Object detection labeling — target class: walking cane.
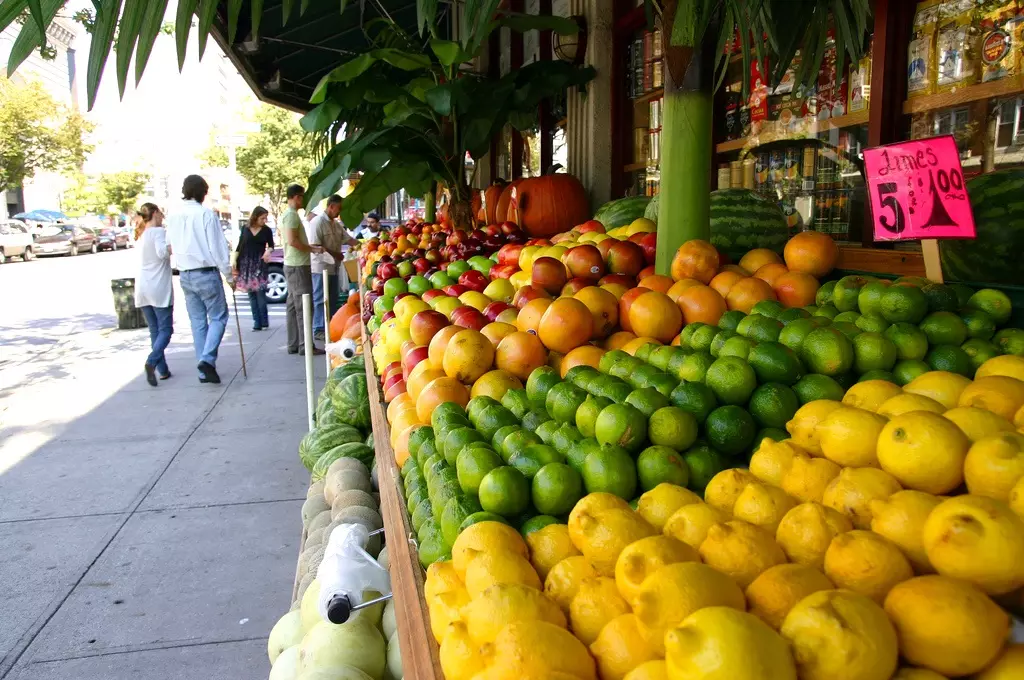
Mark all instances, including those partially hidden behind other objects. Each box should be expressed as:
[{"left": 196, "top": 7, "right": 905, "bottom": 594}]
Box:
[{"left": 231, "top": 288, "right": 248, "bottom": 378}]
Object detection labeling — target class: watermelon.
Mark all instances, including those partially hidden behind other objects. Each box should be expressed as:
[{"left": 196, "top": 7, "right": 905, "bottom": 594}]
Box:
[
  {"left": 331, "top": 374, "right": 371, "bottom": 431},
  {"left": 311, "top": 442, "right": 375, "bottom": 480},
  {"left": 315, "top": 399, "right": 336, "bottom": 426},
  {"left": 300, "top": 423, "right": 364, "bottom": 470},
  {"left": 593, "top": 196, "right": 651, "bottom": 229},
  {"left": 941, "top": 169, "right": 1024, "bottom": 285},
  {"left": 709, "top": 189, "right": 790, "bottom": 261},
  {"left": 328, "top": 359, "right": 365, "bottom": 388}
]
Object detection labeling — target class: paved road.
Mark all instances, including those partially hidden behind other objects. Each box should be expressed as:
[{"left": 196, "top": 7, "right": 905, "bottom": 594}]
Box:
[{"left": 0, "top": 249, "right": 324, "bottom": 679}]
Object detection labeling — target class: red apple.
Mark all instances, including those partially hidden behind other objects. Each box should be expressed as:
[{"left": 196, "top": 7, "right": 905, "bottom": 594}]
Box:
[
  {"left": 450, "top": 306, "right": 488, "bottom": 331},
  {"left": 446, "top": 230, "right": 466, "bottom": 246},
  {"left": 638, "top": 265, "right": 657, "bottom": 281},
  {"left": 382, "top": 310, "right": 396, "bottom": 323},
  {"left": 489, "top": 264, "right": 520, "bottom": 280},
  {"left": 606, "top": 240, "right": 646, "bottom": 277},
  {"left": 600, "top": 273, "right": 637, "bottom": 288},
  {"left": 443, "top": 284, "right": 469, "bottom": 297},
  {"left": 526, "top": 238, "right": 552, "bottom": 247},
  {"left": 513, "top": 285, "right": 552, "bottom": 309},
  {"left": 484, "top": 224, "right": 502, "bottom": 237},
  {"left": 401, "top": 345, "right": 430, "bottom": 376},
  {"left": 561, "top": 277, "right": 595, "bottom": 296},
  {"left": 639, "top": 233, "right": 657, "bottom": 265},
  {"left": 383, "top": 373, "right": 404, "bottom": 396},
  {"left": 564, "top": 244, "right": 606, "bottom": 281},
  {"left": 500, "top": 221, "right": 519, "bottom": 235},
  {"left": 381, "top": 361, "right": 402, "bottom": 385},
  {"left": 400, "top": 340, "right": 418, "bottom": 358},
  {"left": 371, "top": 277, "right": 386, "bottom": 294},
  {"left": 377, "top": 262, "right": 399, "bottom": 280},
  {"left": 412, "top": 257, "right": 431, "bottom": 273},
  {"left": 420, "top": 289, "right": 447, "bottom": 305},
  {"left": 383, "top": 379, "right": 407, "bottom": 403},
  {"left": 425, "top": 248, "right": 442, "bottom": 264},
  {"left": 595, "top": 238, "right": 615, "bottom": 259},
  {"left": 578, "top": 220, "right": 605, "bottom": 234},
  {"left": 497, "top": 244, "right": 524, "bottom": 266},
  {"left": 496, "top": 308, "right": 520, "bottom": 325},
  {"left": 393, "top": 292, "right": 412, "bottom": 301},
  {"left": 483, "top": 301, "right": 513, "bottom": 322},
  {"left": 370, "top": 330, "right": 381, "bottom": 345},
  {"left": 628, "top": 232, "right": 647, "bottom": 245},
  {"left": 531, "top": 256, "right": 568, "bottom": 295},
  {"left": 458, "top": 270, "right": 489, "bottom": 292},
  {"left": 409, "top": 309, "right": 449, "bottom": 345}
]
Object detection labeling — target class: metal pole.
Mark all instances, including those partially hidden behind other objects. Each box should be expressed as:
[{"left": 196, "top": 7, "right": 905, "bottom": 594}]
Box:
[
  {"left": 302, "top": 292, "right": 316, "bottom": 431},
  {"left": 231, "top": 290, "right": 248, "bottom": 378},
  {"left": 323, "top": 269, "right": 332, "bottom": 376}
]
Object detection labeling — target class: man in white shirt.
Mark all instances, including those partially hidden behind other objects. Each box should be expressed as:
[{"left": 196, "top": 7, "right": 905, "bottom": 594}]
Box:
[
  {"left": 165, "top": 175, "right": 234, "bottom": 384},
  {"left": 308, "top": 194, "right": 359, "bottom": 340}
]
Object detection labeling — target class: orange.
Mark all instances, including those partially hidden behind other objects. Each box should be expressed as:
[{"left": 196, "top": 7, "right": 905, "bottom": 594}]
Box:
[
  {"left": 604, "top": 331, "right": 638, "bottom": 351},
  {"left": 709, "top": 270, "right": 747, "bottom": 299},
  {"left": 416, "top": 376, "right": 471, "bottom": 423},
  {"left": 393, "top": 424, "right": 416, "bottom": 467},
  {"left": 721, "top": 264, "right": 749, "bottom": 276},
  {"left": 407, "top": 362, "right": 445, "bottom": 402},
  {"left": 561, "top": 345, "right": 607, "bottom": 377},
  {"left": 428, "top": 325, "right": 463, "bottom": 369},
  {"left": 481, "top": 321, "right": 518, "bottom": 347},
  {"left": 471, "top": 369, "right": 524, "bottom": 400},
  {"left": 623, "top": 337, "right": 662, "bottom": 355},
  {"left": 739, "top": 248, "right": 783, "bottom": 275},
  {"left": 442, "top": 329, "right": 495, "bottom": 383},
  {"left": 390, "top": 406, "right": 422, "bottom": 445},
  {"left": 726, "top": 276, "right": 778, "bottom": 313},
  {"left": 618, "top": 288, "right": 648, "bottom": 333},
  {"left": 517, "top": 298, "right": 552, "bottom": 334},
  {"left": 676, "top": 284, "right": 727, "bottom": 326},
  {"left": 670, "top": 239, "right": 720, "bottom": 284},
  {"left": 576, "top": 286, "right": 620, "bottom": 339},
  {"left": 753, "top": 263, "right": 790, "bottom": 287},
  {"left": 784, "top": 231, "right": 839, "bottom": 277},
  {"left": 666, "top": 278, "right": 704, "bottom": 303},
  {"left": 773, "top": 271, "right": 819, "bottom": 308},
  {"left": 638, "top": 275, "right": 675, "bottom": 294},
  {"left": 495, "top": 331, "right": 548, "bottom": 381},
  {"left": 539, "top": 298, "right": 595, "bottom": 354},
  {"left": 629, "top": 291, "right": 684, "bottom": 343},
  {"left": 386, "top": 391, "right": 414, "bottom": 424},
  {"left": 602, "top": 283, "right": 630, "bottom": 300}
]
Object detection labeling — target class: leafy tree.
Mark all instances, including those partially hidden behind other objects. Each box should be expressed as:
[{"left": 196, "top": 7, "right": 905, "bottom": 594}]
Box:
[
  {"left": 0, "top": 78, "right": 92, "bottom": 194},
  {"left": 64, "top": 171, "right": 150, "bottom": 216}
]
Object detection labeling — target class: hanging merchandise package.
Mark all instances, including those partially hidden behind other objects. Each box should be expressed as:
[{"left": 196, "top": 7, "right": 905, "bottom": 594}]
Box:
[
  {"left": 848, "top": 37, "right": 873, "bottom": 113},
  {"left": 936, "top": 0, "right": 981, "bottom": 91},
  {"left": 908, "top": 0, "right": 941, "bottom": 97},
  {"left": 979, "top": 0, "right": 1022, "bottom": 82}
]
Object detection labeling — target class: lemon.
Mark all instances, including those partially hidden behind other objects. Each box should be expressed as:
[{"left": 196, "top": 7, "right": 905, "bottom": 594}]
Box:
[
  {"left": 636, "top": 483, "right": 702, "bottom": 532},
  {"left": 891, "top": 668, "right": 948, "bottom": 680},
  {"left": 943, "top": 406, "right": 1016, "bottom": 442},
  {"left": 823, "top": 530, "right": 914, "bottom": 603},
  {"left": 976, "top": 354, "right": 1024, "bottom": 381},
  {"left": 816, "top": 406, "right": 888, "bottom": 467},
  {"left": 744, "top": 563, "right": 834, "bottom": 630},
  {"left": 624, "top": 661, "right": 669, "bottom": 680},
  {"left": 486, "top": 621, "right": 598, "bottom": 679},
  {"left": 786, "top": 400, "right": 843, "bottom": 455},
  {"left": 964, "top": 432, "right": 1024, "bottom": 501},
  {"left": 463, "top": 549, "right": 542, "bottom": 598},
  {"left": 570, "top": 575, "right": 632, "bottom": 645},
  {"left": 821, "top": 467, "right": 902, "bottom": 529},
  {"left": 1011, "top": 476, "right": 1024, "bottom": 517},
  {"left": 699, "top": 520, "right": 787, "bottom": 589},
  {"left": 775, "top": 502, "right": 853, "bottom": 569},
  {"left": 877, "top": 411, "right": 968, "bottom": 494},
  {"left": 663, "top": 502, "right": 727, "bottom": 549},
  {"left": 884, "top": 575, "right": 1009, "bottom": 677},
  {"left": 453, "top": 521, "right": 530, "bottom": 577},
  {"left": 780, "top": 453, "right": 841, "bottom": 504},
  {"left": 780, "top": 589, "right": 898, "bottom": 680},
  {"left": 428, "top": 587, "right": 470, "bottom": 643},
  {"left": 976, "top": 645, "right": 1024, "bottom": 680},
  {"left": 922, "top": 494, "right": 1024, "bottom": 595},
  {"left": 525, "top": 523, "right": 581, "bottom": 580},
  {"left": 569, "top": 492, "right": 632, "bottom": 528},
  {"left": 904, "top": 371, "right": 972, "bottom": 409},
  {"left": 842, "top": 379, "right": 903, "bottom": 412},
  {"left": 440, "top": 621, "right": 487, "bottom": 680},
  {"left": 960, "top": 376, "right": 1024, "bottom": 421},
  {"left": 876, "top": 393, "right": 946, "bottom": 418},
  {"left": 869, "top": 490, "right": 942, "bottom": 573},
  {"left": 1016, "top": 403, "right": 1024, "bottom": 429},
  {"left": 615, "top": 535, "right": 699, "bottom": 604},
  {"left": 749, "top": 439, "right": 804, "bottom": 487},
  {"left": 665, "top": 607, "right": 797, "bottom": 680},
  {"left": 632, "top": 561, "right": 746, "bottom": 655},
  {"left": 589, "top": 614, "right": 659, "bottom": 680},
  {"left": 459, "top": 582, "right": 566, "bottom": 644},
  {"left": 704, "top": 469, "right": 757, "bottom": 514},
  {"left": 569, "top": 507, "right": 656, "bottom": 576},
  {"left": 732, "top": 482, "right": 797, "bottom": 534},
  {"left": 543, "top": 555, "right": 599, "bottom": 612},
  {"left": 425, "top": 560, "right": 464, "bottom": 599}
]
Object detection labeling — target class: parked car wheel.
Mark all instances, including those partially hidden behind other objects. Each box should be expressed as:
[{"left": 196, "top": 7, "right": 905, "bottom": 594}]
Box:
[
  {"left": 69, "top": 243, "right": 78, "bottom": 257},
  {"left": 0, "top": 249, "right": 6, "bottom": 265},
  {"left": 91, "top": 242, "right": 98, "bottom": 254},
  {"left": 266, "top": 266, "right": 287, "bottom": 304},
  {"left": 111, "top": 241, "right": 117, "bottom": 251},
  {"left": 22, "top": 247, "right": 34, "bottom": 261}
]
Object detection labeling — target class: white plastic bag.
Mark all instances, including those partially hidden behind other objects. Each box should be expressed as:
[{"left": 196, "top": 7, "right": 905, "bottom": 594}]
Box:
[{"left": 316, "top": 523, "right": 391, "bottom": 624}]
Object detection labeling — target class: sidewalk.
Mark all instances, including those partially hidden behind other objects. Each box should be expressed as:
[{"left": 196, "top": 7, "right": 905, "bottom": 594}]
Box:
[{"left": 0, "top": 294, "right": 323, "bottom": 679}]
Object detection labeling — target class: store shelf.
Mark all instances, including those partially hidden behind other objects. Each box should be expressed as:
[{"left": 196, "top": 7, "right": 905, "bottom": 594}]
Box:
[
  {"left": 633, "top": 88, "right": 664, "bottom": 105},
  {"left": 903, "top": 76, "right": 1024, "bottom": 114},
  {"left": 714, "top": 109, "right": 870, "bottom": 154},
  {"left": 624, "top": 162, "right": 652, "bottom": 172},
  {"left": 836, "top": 246, "right": 926, "bottom": 277}
]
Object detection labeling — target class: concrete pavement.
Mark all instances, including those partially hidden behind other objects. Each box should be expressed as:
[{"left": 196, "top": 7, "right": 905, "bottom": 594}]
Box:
[{"left": 0, "top": 250, "right": 323, "bottom": 679}]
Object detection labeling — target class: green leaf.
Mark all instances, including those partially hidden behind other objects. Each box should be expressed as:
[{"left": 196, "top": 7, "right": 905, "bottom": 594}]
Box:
[
  {"left": 494, "top": 13, "right": 579, "bottom": 35},
  {"left": 86, "top": 0, "right": 123, "bottom": 110},
  {"left": 405, "top": 77, "right": 435, "bottom": 102},
  {"left": 416, "top": 0, "right": 438, "bottom": 37},
  {"left": 283, "top": 0, "right": 296, "bottom": 23},
  {"left": 311, "top": 53, "right": 376, "bottom": 103},
  {"left": 465, "top": 0, "right": 501, "bottom": 52},
  {"left": 300, "top": 99, "right": 343, "bottom": 133},
  {"left": 6, "top": 0, "right": 61, "bottom": 76},
  {"left": 227, "top": 0, "right": 244, "bottom": 43},
  {"left": 251, "top": 0, "right": 264, "bottom": 38},
  {"left": 134, "top": 0, "right": 170, "bottom": 84},
  {"left": 197, "top": 0, "right": 219, "bottom": 59},
  {"left": 26, "top": 0, "right": 46, "bottom": 45},
  {"left": 374, "top": 48, "right": 431, "bottom": 71},
  {"left": 0, "top": 0, "right": 29, "bottom": 37},
  {"left": 175, "top": 0, "right": 198, "bottom": 70},
  {"left": 115, "top": 0, "right": 147, "bottom": 97},
  {"left": 425, "top": 84, "right": 452, "bottom": 116},
  {"left": 430, "top": 39, "right": 465, "bottom": 66}
]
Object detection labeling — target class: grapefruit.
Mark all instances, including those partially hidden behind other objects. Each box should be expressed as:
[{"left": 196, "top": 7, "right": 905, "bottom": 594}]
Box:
[
  {"left": 539, "top": 298, "right": 594, "bottom": 354},
  {"left": 670, "top": 240, "right": 720, "bottom": 283},
  {"left": 576, "top": 286, "right": 619, "bottom": 339},
  {"left": 784, "top": 231, "right": 839, "bottom": 277},
  {"left": 495, "top": 331, "right": 548, "bottom": 381},
  {"left": 417, "top": 377, "right": 471, "bottom": 423},
  {"left": 517, "top": 298, "right": 553, "bottom": 334},
  {"left": 676, "top": 284, "right": 727, "bottom": 326},
  {"left": 629, "top": 291, "right": 684, "bottom": 343}
]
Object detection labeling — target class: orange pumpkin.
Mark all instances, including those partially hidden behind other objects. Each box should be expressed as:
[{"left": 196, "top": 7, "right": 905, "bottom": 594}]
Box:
[
  {"left": 329, "top": 305, "right": 356, "bottom": 342},
  {"left": 506, "top": 175, "right": 591, "bottom": 238},
  {"left": 342, "top": 314, "right": 362, "bottom": 340},
  {"left": 495, "top": 180, "right": 525, "bottom": 224},
  {"left": 471, "top": 191, "right": 483, "bottom": 226},
  {"left": 482, "top": 181, "right": 507, "bottom": 225}
]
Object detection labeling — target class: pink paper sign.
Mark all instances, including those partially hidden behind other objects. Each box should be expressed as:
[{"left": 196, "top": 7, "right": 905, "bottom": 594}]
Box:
[{"left": 862, "top": 135, "right": 976, "bottom": 242}]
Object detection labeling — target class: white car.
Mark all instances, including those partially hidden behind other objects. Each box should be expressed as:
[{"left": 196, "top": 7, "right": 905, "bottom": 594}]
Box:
[{"left": 0, "top": 220, "right": 35, "bottom": 263}]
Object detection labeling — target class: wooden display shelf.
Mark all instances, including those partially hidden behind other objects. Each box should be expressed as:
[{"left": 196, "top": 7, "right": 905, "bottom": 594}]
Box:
[
  {"left": 624, "top": 161, "right": 651, "bottom": 172},
  {"left": 714, "top": 109, "right": 870, "bottom": 154},
  {"left": 836, "top": 245, "right": 926, "bottom": 277},
  {"left": 361, "top": 333, "right": 443, "bottom": 680},
  {"left": 903, "top": 76, "right": 1024, "bottom": 114},
  {"left": 633, "top": 88, "right": 664, "bottom": 106}
]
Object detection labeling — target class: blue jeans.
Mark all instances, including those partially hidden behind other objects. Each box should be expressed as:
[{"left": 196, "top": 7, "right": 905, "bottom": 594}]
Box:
[
  {"left": 140, "top": 305, "right": 173, "bottom": 375},
  {"left": 179, "top": 269, "right": 228, "bottom": 369},
  {"left": 312, "top": 273, "right": 325, "bottom": 333},
  {"left": 248, "top": 288, "right": 269, "bottom": 328}
]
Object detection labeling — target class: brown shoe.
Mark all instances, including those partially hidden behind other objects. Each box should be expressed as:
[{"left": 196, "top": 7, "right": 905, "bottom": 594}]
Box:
[{"left": 299, "top": 346, "right": 326, "bottom": 356}]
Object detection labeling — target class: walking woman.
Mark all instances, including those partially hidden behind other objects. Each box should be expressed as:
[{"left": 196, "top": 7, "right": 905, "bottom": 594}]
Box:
[
  {"left": 134, "top": 203, "right": 174, "bottom": 386},
  {"left": 233, "top": 206, "right": 274, "bottom": 331}
]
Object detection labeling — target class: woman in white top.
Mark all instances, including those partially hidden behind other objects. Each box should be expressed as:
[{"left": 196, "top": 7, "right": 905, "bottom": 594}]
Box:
[{"left": 134, "top": 203, "right": 174, "bottom": 386}]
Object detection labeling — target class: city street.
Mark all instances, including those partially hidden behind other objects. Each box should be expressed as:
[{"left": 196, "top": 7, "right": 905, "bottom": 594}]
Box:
[{"left": 0, "top": 250, "right": 323, "bottom": 679}]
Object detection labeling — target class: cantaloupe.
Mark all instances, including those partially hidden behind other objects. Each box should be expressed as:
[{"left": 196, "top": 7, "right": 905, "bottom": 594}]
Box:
[
  {"left": 307, "top": 480, "right": 326, "bottom": 499},
  {"left": 330, "top": 490, "right": 378, "bottom": 519},
  {"left": 325, "top": 470, "right": 373, "bottom": 504},
  {"left": 302, "top": 495, "right": 330, "bottom": 525},
  {"left": 305, "top": 528, "right": 325, "bottom": 548},
  {"left": 308, "top": 510, "right": 333, "bottom": 535}
]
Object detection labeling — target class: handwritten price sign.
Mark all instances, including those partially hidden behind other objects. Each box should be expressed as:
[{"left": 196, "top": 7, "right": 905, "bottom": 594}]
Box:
[{"left": 863, "top": 135, "right": 976, "bottom": 242}]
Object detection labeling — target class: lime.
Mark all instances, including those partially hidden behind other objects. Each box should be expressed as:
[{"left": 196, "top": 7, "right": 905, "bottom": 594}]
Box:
[
  {"left": 432, "top": 402, "right": 468, "bottom": 431},
  {"left": 526, "top": 366, "right": 561, "bottom": 409},
  {"left": 883, "top": 322, "right": 929, "bottom": 360},
  {"left": 737, "top": 314, "right": 784, "bottom": 342},
  {"left": 816, "top": 280, "right": 837, "bottom": 306},
  {"left": 444, "top": 427, "right": 486, "bottom": 466},
  {"left": 682, "top": 443, "right": 730, "bottom": 493},
  {"left": 920, "top": 311, "right": 968, "bottom": 347},
  {"left": 648, "top": 371, "right": 679, "bottom": 398},
  {"left": 647, "top": 346, "right": 679, "bottom": 371},
  {"left": 410, "top": 500, "right": 432, "bottom": 534},
  {"left": 855, "top": 314, "right": 889, "bottom": 333},
  {"left": 599, "top": 349, "right": 630, "bottom": 374},
  {"left": 441, "top": 495, "right": 483, "bottom": 546},
  {"left": 459, "top": 511, "right": 511, "bottom": 532},
  {"left": 406, "top": 486, "right": 426, "bottom": 515},
  {"left": 792, "top": 374, "right": 845, "bottom": 404},
  {"left": 710, "top": 329, "right": 738, "bottom": 358},
  {"left": 858, "top": 369, "right": 896, "bottom": 383},
  {"left": 608, "top": 354, "right": 642, "bottom": 380},
  {"left": 475, "top": 404, "right": 519, "bottom": 440},
  {"left": 892, "top": 359, "right": 931, "bottom": 386},
  {"left": 564, "top": 365, "right": 601, "bottom": 390},
  {"left": 994, "top": 328, "right": 1024, "bottom": 356},
  {"left": 925, "top": 345, "right": 973, "bottom": 377},
  {"left": 576, "top": 396, "right": 611, "bottom": 438},
  {"left": 499, "top": 429, "right": 542, "bottom": 462},
  {"left": 634, "top": 342, "right": 656, "bottom": 362},
  {"left": 852, "top": 332, "right": 898, "bottom": 373},
  {"left": 500, "top": 388, "right": 531, "bottom": 418},
  {"left": 636, "top": 446, "right": 689, "bottom": 491},
  {"left": 408, "top": 426, "right": 435, "bottom": 461},
  {"left": 718, "top": 336, "right": 756, "bottom": 361},
  {"left": 509, "top": 444, "right": 564, "bottom": 479},
  {"left": 752, "top": 428, "right": 789, "bottom": 452},
  {"left": 748, "top": 383, "right": 800, "bottom": 429},
  {"left": 967, "top": 289, "right": 1012, "bottom": 326},
  {"left": 949, "top": 283, "right": 975, "bottom": 309},
  {"left": 648, "top": 406, "right": 699, "bottom": 451},
  {"left": 581, "top": 445, "right": 638, "bottom": 499},
  {"left": 880, "top": 286, "right": 928, "bottom": 324},
  {"left": 960, "top": 309, "right": 997, "bottom": 340},
  {"left": 751, "top": 299, "right": 785, "bottom": 319},
  {"left": 594, "top": 403, "right": 648, "bottom": 452},
  {"left": 704, "top": 356, "right": 758, "bottom": 405},
  {"left": 718, "top": 310, "right": 747, "bottom": 331},
  {"left": 467, "top": 396, "right": 500, "bottom": 425},
  {"left": 670, "top": 381, "right": 719, "bottom": 423},
  {"left": 778, "top": 318, "right": 818, "bottom": 353},
  {"left": 814, "top": 304, "right": 840, "bottom": 320},
  {"left": 705, "top": 405, "right": 757, "bottom": 456},
  {"left": 566, "top": 438, "right": 602, "bottom": 472},
  {"left": 677, "top": 351, "right": 716, "bottom": 383},
  {"left": 625, "top": 387, "right": 670, "bottom": 417},
  {"left": 589, "top": 375, "right": 633, "bottom": 403},
  {"left": 551, "top": 423, "right": 584, "bottom": 455},
  {"left": 857, "top": 281, "right": 890, "bottom": 318},
  {"left": 747, "top": 341, "right": 805, "bottom": 385},
  {"left": 536, "top": 419, "right": 560, "bottom": 444},
  {"left": 492, "top": 425, "right": 521, "bottom": 453},
  {"left": 532, "top": 463, "right": 584, "bottom": 515},
  {"left": 833, "top": 311, "right": 862, "bottom": 324},
  {"left": 546, "top": 381, "right": 589, "bottom": 423},
  {"left": 478, "top": 466, "right": 531, "bottom": 517},
  {"left": 521, "top": 409, "right": 551, "bottom": 431},
  {"left": 922, "top": 283, "right": 960, "bottom": 313},
  {"left": 833, "top": 275, "right": 869, "bottom": 312},
  {"left": 678, "top": 323, "right": 707, "bottom": 349},
  {"left": 830, "top": 322, "right": 862, "bottom": 340},
  {"left": 778, "top": 308, "right": 811, "bottom": 325},
  {"left": 520, "top": 514, "right": 560, "bottom": 536},
  {"left": 628, "top": 364, "right": 662, "bottom": 389},
  {"left": 802, "top": 305, "right": 819, "bottom": 316},
  {"left": 689, "top": 324, "right": 720, "bottom": 352},
  {"left": 665, "top": 348, "right": 693, "bottom": 376},
  {"left": 800, "top": 327, "right": 854, "bottom": 376},
  {"left": 961, "top": 339, "right": 1001, "bottom": 372}
]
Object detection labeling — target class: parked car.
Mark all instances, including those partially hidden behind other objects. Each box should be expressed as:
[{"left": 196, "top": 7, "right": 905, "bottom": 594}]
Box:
[
  {"left": 33, "top": 224, "right": 99, "bottom": 257},
  {"left": 266, "top": 247, "right": 287, "bottom": 304},
  {"left": 0, "top": 220, "right": 35, "bottom": 263},
  {"left": 96, "top": 228, "right": 130, "bottom": 251}
]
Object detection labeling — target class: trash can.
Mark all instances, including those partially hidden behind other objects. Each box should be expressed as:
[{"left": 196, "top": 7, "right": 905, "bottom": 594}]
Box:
[{"left": 111, "top": 278, "right": 147, "bottom": 330}]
